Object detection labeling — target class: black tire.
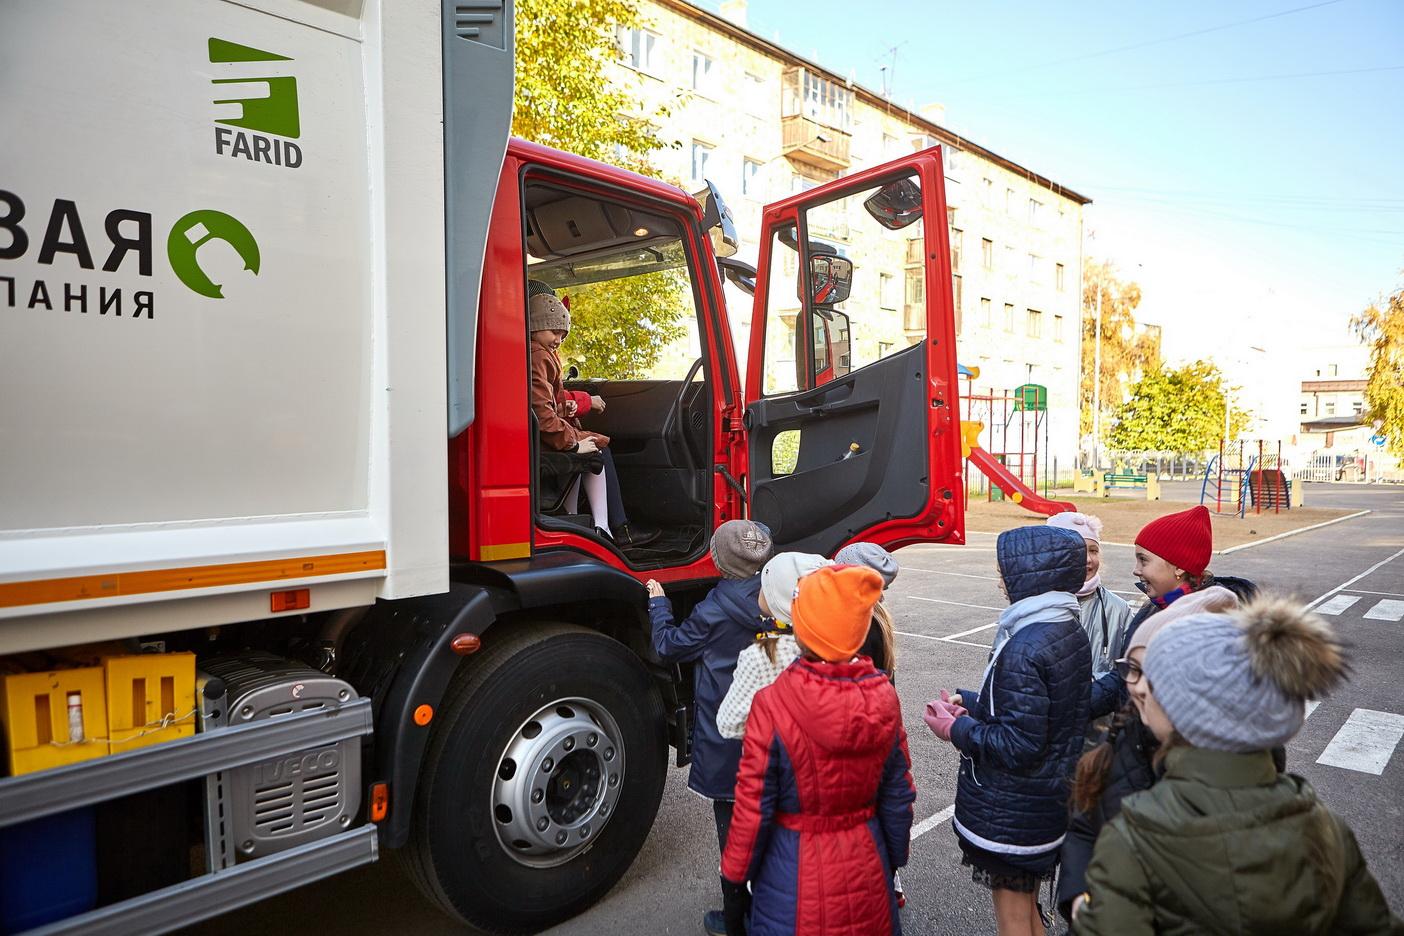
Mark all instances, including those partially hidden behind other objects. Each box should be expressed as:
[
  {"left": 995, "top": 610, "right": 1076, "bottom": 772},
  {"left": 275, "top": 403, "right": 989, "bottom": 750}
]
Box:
[{"left": 401, "top": 622, "right": 667, "bottom": 934}]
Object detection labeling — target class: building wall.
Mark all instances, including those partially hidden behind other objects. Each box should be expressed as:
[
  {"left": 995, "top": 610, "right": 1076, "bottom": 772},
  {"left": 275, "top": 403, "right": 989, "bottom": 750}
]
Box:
[{"left": 612, "top": 0, "right": 1086, "bottom": 475}]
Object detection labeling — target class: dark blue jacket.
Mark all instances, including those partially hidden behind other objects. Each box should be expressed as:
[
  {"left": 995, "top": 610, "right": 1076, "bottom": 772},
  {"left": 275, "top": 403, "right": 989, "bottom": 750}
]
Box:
[
  {"left": 649, "top": 576, "right": 766, "bottom": 799},
  {"left": 950, "top": 526, "right": 1091, "bottom": 857}
]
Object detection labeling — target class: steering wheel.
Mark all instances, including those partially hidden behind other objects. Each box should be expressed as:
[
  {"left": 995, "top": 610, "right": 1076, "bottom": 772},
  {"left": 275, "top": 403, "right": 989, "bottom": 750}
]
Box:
[{"left": 662, "top": 357, "right": 705, "bottom": 475}]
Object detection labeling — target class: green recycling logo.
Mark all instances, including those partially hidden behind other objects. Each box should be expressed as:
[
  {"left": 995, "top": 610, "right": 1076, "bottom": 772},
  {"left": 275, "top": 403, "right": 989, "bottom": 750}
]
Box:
[{"left": 166, "top": 210, "right": 260, "bottom": 299}]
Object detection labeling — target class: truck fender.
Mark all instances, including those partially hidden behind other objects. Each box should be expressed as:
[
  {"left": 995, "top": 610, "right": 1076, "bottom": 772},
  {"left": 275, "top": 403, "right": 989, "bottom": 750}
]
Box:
[{"left": 339, "top": 583, "right": 498, "bottom": 848}]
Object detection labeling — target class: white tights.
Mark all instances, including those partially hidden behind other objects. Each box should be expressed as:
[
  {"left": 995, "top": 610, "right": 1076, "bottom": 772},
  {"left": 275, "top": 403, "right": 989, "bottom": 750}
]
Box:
[{"left": 563, "top": 472, "right": 611, "bottom": 536}]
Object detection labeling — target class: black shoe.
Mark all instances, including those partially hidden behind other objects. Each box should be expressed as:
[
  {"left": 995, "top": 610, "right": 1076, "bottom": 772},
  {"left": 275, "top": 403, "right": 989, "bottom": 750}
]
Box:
[
  {"left": 703, "top": 909, "right": 727, "bottom": 936},
  {"left": 613, "top": 521, "right": 661, "bottom": 548}
]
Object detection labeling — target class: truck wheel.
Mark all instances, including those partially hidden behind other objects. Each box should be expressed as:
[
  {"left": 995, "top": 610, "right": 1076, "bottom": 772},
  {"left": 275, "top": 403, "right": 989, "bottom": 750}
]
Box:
[{"left": 402, "top": 622, "right": 667, "bottom": 934}]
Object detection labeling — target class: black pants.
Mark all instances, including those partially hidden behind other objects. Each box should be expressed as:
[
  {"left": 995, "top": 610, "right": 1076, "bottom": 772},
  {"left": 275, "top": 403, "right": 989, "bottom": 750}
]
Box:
[{"left": 713, "top": 798, "right": 734, "bottom": 855}]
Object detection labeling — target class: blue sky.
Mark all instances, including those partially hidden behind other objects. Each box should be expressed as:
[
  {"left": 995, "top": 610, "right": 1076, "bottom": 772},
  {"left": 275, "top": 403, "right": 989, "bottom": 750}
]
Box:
[{"left": 700, "top": 0, "right": 1404, "bottom": 373}]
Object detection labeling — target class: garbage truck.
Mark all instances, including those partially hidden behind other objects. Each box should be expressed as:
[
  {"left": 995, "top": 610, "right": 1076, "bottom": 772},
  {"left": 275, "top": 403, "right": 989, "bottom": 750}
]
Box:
[{"left": 0, "top": 0, "right": 965, "bottom": 931}]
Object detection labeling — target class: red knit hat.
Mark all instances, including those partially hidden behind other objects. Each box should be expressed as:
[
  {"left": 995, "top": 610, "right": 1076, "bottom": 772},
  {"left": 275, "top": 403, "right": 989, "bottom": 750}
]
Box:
[
  {"left": 792, "top": 565, "right": 884, "bottom": 662},
  {"left": 1134, "top": 505, "right": 1213, "bottom": 576}
]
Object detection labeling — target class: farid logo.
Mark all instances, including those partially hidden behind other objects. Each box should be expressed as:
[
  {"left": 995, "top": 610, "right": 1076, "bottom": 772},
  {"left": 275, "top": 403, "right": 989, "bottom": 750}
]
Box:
[{"left": 209, "top": 37, "right": 303, "bottom": 169}]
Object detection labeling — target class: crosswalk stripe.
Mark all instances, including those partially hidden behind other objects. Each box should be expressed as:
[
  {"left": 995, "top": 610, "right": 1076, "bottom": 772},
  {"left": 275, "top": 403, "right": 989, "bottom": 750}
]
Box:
[
  {"left": 1315, "top": 594, "right": 1361, "bottom": 615},
  {"left": 1306, "top": 701, "right": 1321, "bottom": 718},
  {"left": 1363, "top": 599, "right": 1404, "bottom": 622},
  {"left": 1317, "top": 709, "right": 1404, "bottom": 775}
]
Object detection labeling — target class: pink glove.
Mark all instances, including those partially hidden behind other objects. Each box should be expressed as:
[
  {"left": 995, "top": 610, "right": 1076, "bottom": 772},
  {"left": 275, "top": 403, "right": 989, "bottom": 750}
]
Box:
[{"left": 924, "top": 699, "right": 966, "bottom": 742}]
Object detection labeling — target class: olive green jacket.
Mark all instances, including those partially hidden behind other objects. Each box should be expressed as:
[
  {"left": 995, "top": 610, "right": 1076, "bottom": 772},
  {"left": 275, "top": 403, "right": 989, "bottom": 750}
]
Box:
[{"left": 1076, "top": 746, "right": 1403, "bottom": 936}]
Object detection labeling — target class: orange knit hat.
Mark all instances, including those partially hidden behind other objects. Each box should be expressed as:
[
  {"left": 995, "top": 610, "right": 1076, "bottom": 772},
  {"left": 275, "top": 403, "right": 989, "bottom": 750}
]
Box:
[{"left": 791, "top": 565, "right": 884, "bottom": 662}]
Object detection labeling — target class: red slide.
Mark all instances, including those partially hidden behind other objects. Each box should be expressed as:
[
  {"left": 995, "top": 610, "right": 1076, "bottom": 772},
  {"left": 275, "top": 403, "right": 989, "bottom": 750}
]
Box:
[{"left": 967, "top": 446, "right": 1076, "bottom": 517}]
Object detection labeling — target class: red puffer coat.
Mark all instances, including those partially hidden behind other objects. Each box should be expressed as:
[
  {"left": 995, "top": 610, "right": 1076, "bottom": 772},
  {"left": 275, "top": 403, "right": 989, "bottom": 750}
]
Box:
[{"left": 721, "top": 657, "right": 916, "bottom": 936}]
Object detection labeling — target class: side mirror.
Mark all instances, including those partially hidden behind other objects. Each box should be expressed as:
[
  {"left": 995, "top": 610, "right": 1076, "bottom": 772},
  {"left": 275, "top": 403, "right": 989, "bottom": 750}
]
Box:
[
  {"left": 717, "top": 257, "right": 757, "bottom": 296},
  {"left": 565, "top": 364, "right": 581, "bottom": 381},
  {"left": 863, "top": 177, "right": 923, "bottom": 230},
  {"left": 808, "top": 254, "right": 852, "bottom": 307},
  {"left": 693, "top": 180, "right": 739, "bottom": 259}
]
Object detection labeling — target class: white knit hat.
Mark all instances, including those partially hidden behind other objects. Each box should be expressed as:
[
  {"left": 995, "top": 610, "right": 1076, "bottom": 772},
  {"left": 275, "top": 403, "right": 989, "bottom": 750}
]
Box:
[
  {"left": 1046, "top": 511, "right": 1103, "bottom": 543},
  {"left": 760, "top": 552, "right": 832, "bottom": 626}
]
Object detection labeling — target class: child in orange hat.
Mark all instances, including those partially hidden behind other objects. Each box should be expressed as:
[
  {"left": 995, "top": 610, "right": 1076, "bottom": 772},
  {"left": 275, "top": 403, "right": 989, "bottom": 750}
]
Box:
[{"left": 719, "top": 566, "right": 916, "bottom": 936}]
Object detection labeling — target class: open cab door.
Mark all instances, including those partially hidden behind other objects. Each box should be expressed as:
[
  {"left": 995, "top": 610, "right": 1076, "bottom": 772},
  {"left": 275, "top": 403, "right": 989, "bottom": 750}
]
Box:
[{"left": 743, "top": 148, "right": 964, "bottom": 555}]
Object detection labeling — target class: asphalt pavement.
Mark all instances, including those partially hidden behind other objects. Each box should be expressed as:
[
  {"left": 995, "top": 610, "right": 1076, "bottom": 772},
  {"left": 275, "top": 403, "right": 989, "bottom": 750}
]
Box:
[{"left": 186, "top": 482, "right": 1404, "bottom": 935}]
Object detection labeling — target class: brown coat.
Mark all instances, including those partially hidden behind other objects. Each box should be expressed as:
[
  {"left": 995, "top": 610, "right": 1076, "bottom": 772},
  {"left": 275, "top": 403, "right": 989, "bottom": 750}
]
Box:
[{"left": 530, "top": 336, "right": 609, "bottom": 452}]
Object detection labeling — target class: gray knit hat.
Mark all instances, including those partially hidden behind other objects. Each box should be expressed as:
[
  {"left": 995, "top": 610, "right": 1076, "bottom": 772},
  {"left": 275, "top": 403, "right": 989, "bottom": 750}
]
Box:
[
  {"left": 834, "top": 542, "right": 899, "bottom": 588},
  {"left": 528, "top": 293, "right": 570, "bottom": 335},
  {"left": 1144, "top": 598, "right": 1347, "bottom": 752},
  {"left": 710, "top": 520, "right": 774, "bottom": 580}
]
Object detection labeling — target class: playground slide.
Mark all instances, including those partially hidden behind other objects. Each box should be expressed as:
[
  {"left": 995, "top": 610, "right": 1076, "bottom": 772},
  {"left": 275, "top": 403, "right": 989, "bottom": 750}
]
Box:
[{"left": 967, "top": 446, "right": 1076, "bottom": 517}]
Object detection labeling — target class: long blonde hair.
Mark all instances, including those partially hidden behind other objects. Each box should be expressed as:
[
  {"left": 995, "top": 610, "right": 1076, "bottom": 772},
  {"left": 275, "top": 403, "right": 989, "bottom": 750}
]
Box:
[{"left": 872, "top": 601, "right": 896, "bottom": 676}]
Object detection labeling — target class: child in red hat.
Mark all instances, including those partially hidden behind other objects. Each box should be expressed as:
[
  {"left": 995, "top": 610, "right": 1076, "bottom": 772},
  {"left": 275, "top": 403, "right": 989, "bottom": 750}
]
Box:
[
  {"left": 1090, "top": 505, "right": 1254, "bottom": 718},
  {"left": 719, "top": 566, "right": 916, "bottom": 936}
]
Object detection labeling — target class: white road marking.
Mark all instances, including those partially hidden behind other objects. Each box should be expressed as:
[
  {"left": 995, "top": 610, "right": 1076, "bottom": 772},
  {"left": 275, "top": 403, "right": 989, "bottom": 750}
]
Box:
[
  {"left": 1317, "top": 709, "right": 1404, "bottom": 775},
  {"left": 1306, "top": 547, "right": 1404, "bottom": 610},
  {"left": 894, "top": 631, "right": 991, "bottom": 650},
  {"left": 1363, "top": 599, "right": 1404, "bottom": 622},
  {"left": 941, "top": 621, "right": 1000, "bottom": 640},
  {"left": 1315, "top": 595, "right": 1362, "bottom": 616},
  {"left": 1216, "top": 509, "right": 1371, "bottom": 554},
  {"left": 901, "top": 566, "right": 1000, "bottom": 581},
  {"left": 909, "top": 596, "right": 1004, "bottom": 612},
  {"left": 911, "top": 804, "right": 956, "bottom": 840},
  {"left": 1350, "top": 589, "right": 1404, "bottom": 598},
  {"left": 1306, "top": 701, "right": 1321, "bottom": 718}
]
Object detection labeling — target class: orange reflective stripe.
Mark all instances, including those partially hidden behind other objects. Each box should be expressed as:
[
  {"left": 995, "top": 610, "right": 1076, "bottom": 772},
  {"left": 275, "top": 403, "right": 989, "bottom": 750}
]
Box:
[{"left": 0, "top": 550, "right": 386, "bottom": 609}]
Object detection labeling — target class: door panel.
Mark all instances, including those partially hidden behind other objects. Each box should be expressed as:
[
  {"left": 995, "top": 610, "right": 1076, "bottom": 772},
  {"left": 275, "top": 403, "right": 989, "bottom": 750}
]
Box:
[{"left": 744, "top": 149, "right": 965, "bottom": 554}]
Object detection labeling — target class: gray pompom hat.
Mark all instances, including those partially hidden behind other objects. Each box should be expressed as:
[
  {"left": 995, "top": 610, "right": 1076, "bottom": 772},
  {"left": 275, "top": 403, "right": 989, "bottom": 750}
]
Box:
[{"left": 1144, "top": 599, "right": 1346, "bottom": 752}]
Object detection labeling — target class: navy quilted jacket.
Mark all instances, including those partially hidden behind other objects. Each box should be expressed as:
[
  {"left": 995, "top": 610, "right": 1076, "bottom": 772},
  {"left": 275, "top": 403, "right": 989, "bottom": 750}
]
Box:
[
  {"left": 949, "top": 526, "right": 1092, "bottom": 855},
  {"left": 649, "top": 576, "right": 766, "bottom": 799}
]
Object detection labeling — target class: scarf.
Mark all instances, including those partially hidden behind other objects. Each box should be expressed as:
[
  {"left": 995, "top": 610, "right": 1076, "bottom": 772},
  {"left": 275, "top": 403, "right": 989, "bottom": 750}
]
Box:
[{"left": 1077, "top": 573, "right": 1102, "bottom": 598}]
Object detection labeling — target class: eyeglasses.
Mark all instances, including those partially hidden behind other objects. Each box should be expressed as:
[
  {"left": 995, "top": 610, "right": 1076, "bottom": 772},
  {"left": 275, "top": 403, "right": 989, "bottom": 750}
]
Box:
[{"left": 1119, "top": 658, "right": 1151, "bottom": 690}]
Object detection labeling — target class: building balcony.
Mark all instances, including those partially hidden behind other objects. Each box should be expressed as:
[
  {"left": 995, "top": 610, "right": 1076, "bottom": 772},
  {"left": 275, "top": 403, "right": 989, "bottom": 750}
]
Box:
[{"left": 781, "top": 114, "right": 851, "bottom": 171}]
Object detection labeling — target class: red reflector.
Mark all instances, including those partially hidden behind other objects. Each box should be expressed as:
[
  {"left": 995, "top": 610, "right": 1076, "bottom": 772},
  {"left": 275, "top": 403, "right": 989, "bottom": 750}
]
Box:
[
  {"left": 451, "top": 633, "right": 481, "bottom": 655},
  {"left": 414, "top": 704, "right": 434, "bottom": 726},
  {"left": 270, "top": 588, "right": 310, "bottom": 612},
  {"left": 370, "top": 782, "right": 389, "bottom": 822}
]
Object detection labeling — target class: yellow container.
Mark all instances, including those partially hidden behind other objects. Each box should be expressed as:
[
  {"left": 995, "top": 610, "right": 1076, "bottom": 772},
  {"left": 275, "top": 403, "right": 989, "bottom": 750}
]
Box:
[
  {"left": 103, "top": 653, "right": 196, "bottom": 755},
  {"left": 1, "top": 667, "right": 109, "bottom": 776}
]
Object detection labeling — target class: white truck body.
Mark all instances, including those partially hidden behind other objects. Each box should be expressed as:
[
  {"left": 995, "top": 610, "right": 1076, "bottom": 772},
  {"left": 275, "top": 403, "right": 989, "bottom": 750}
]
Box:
[{"left": 0, "top": 0, "right": 463, "bottom": 653}]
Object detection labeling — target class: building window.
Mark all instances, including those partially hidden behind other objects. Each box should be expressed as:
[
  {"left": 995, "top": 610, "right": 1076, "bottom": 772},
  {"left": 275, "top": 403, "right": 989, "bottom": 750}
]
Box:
[
  {"left": 744, "top": 72, "right": 766, "bottom": 115},
  {"left": 782, "top": 67, "right": 853, "bottom": 131},
  {"left": 1005, "top": 188, "right": 1015, "bottom": 214},
  {"left": 1053, "top": 314, "right": 1064, "bottom": 342},
  {"left": 617, "top": 27, "right": 658, "bottom": 72},
  {"left": 691, "top": 51, "right": 715, "bottom": 93},
  {"left": 1325, "top": 401, "right": 1336, "bottom": 416},
  {"left": 905, "top": 269, "right": 925, "bottom": 330},
  {"left": 950, "top": 228, "right": 963, "bottom": 272},
  {"left": 1300, "top": 402, "right": 1309, "bottom": 415},
  {"left": 982, "top": 177, "right": 993, "bottom": 205},
  {"left": 1056, "top": 262, "right": 1065, "bottom": 292},
  {"left": 1354, "top": 400, "right": 1364, "bottom": 414},
  {"left": 742, "top": 158, "right": 762, "bottom": 197},
  {"left": 1329, "top": 364, "right": 1339, "bottom": 377},
  {"left": 883, "top": 133, "right": 900, "bottom": 157},
  {"left": 1003, "top": 302, "right": 1015, "bottom": 332},
  {"left": 981, "top": 297, "right": 992, "bottom": 326},
  {"left": 690, "top": 141, "right": 714, "bottom": 184},
  {"left": 982, "top": 238, "right": 993, "bottom": 270},
  {"left": 1027, "top": 309, "right": 1042, "bottom": 338},
  {"left": 952, "top": 274, "right": 963, "bottom": 333},
  {"left": 880, "top": 272, "right": 897, "bottom": 311},
  {"left": 878, "top": 341, "right": 894, "bottom": 357},
  {"left": 1004, "top": 245, "right": 1015, "bottom": 271},
  {"left": 1028, "top": 198, "right": 1042, "bottom": 223}
]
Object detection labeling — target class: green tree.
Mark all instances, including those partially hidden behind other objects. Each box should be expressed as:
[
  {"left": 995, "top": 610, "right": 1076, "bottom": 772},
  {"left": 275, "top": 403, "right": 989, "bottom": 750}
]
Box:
[
  {"left": 1081, "top": 260, "right": 1161, "bottom": 441},
  {"left": 514, "top": 0, "right": 690, "bottom": 379},
  {"left": 1108, "top": 361, "right": 1250, "bottom": 453},
  {"left": 1353, "top": 280, "right": 1404, "bottom": 459}
]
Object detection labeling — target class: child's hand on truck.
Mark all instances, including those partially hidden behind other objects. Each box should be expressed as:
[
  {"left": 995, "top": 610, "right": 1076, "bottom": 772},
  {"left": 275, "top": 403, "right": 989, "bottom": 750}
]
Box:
[{"left": 645, "top": 579, "right": 664, "bottom": 598}]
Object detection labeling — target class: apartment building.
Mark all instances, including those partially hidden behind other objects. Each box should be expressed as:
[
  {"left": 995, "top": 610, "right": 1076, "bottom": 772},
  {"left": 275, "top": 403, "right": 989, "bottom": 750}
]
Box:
[{"left": 611, "top": 0, "right": 1090, "bottom": 471}]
